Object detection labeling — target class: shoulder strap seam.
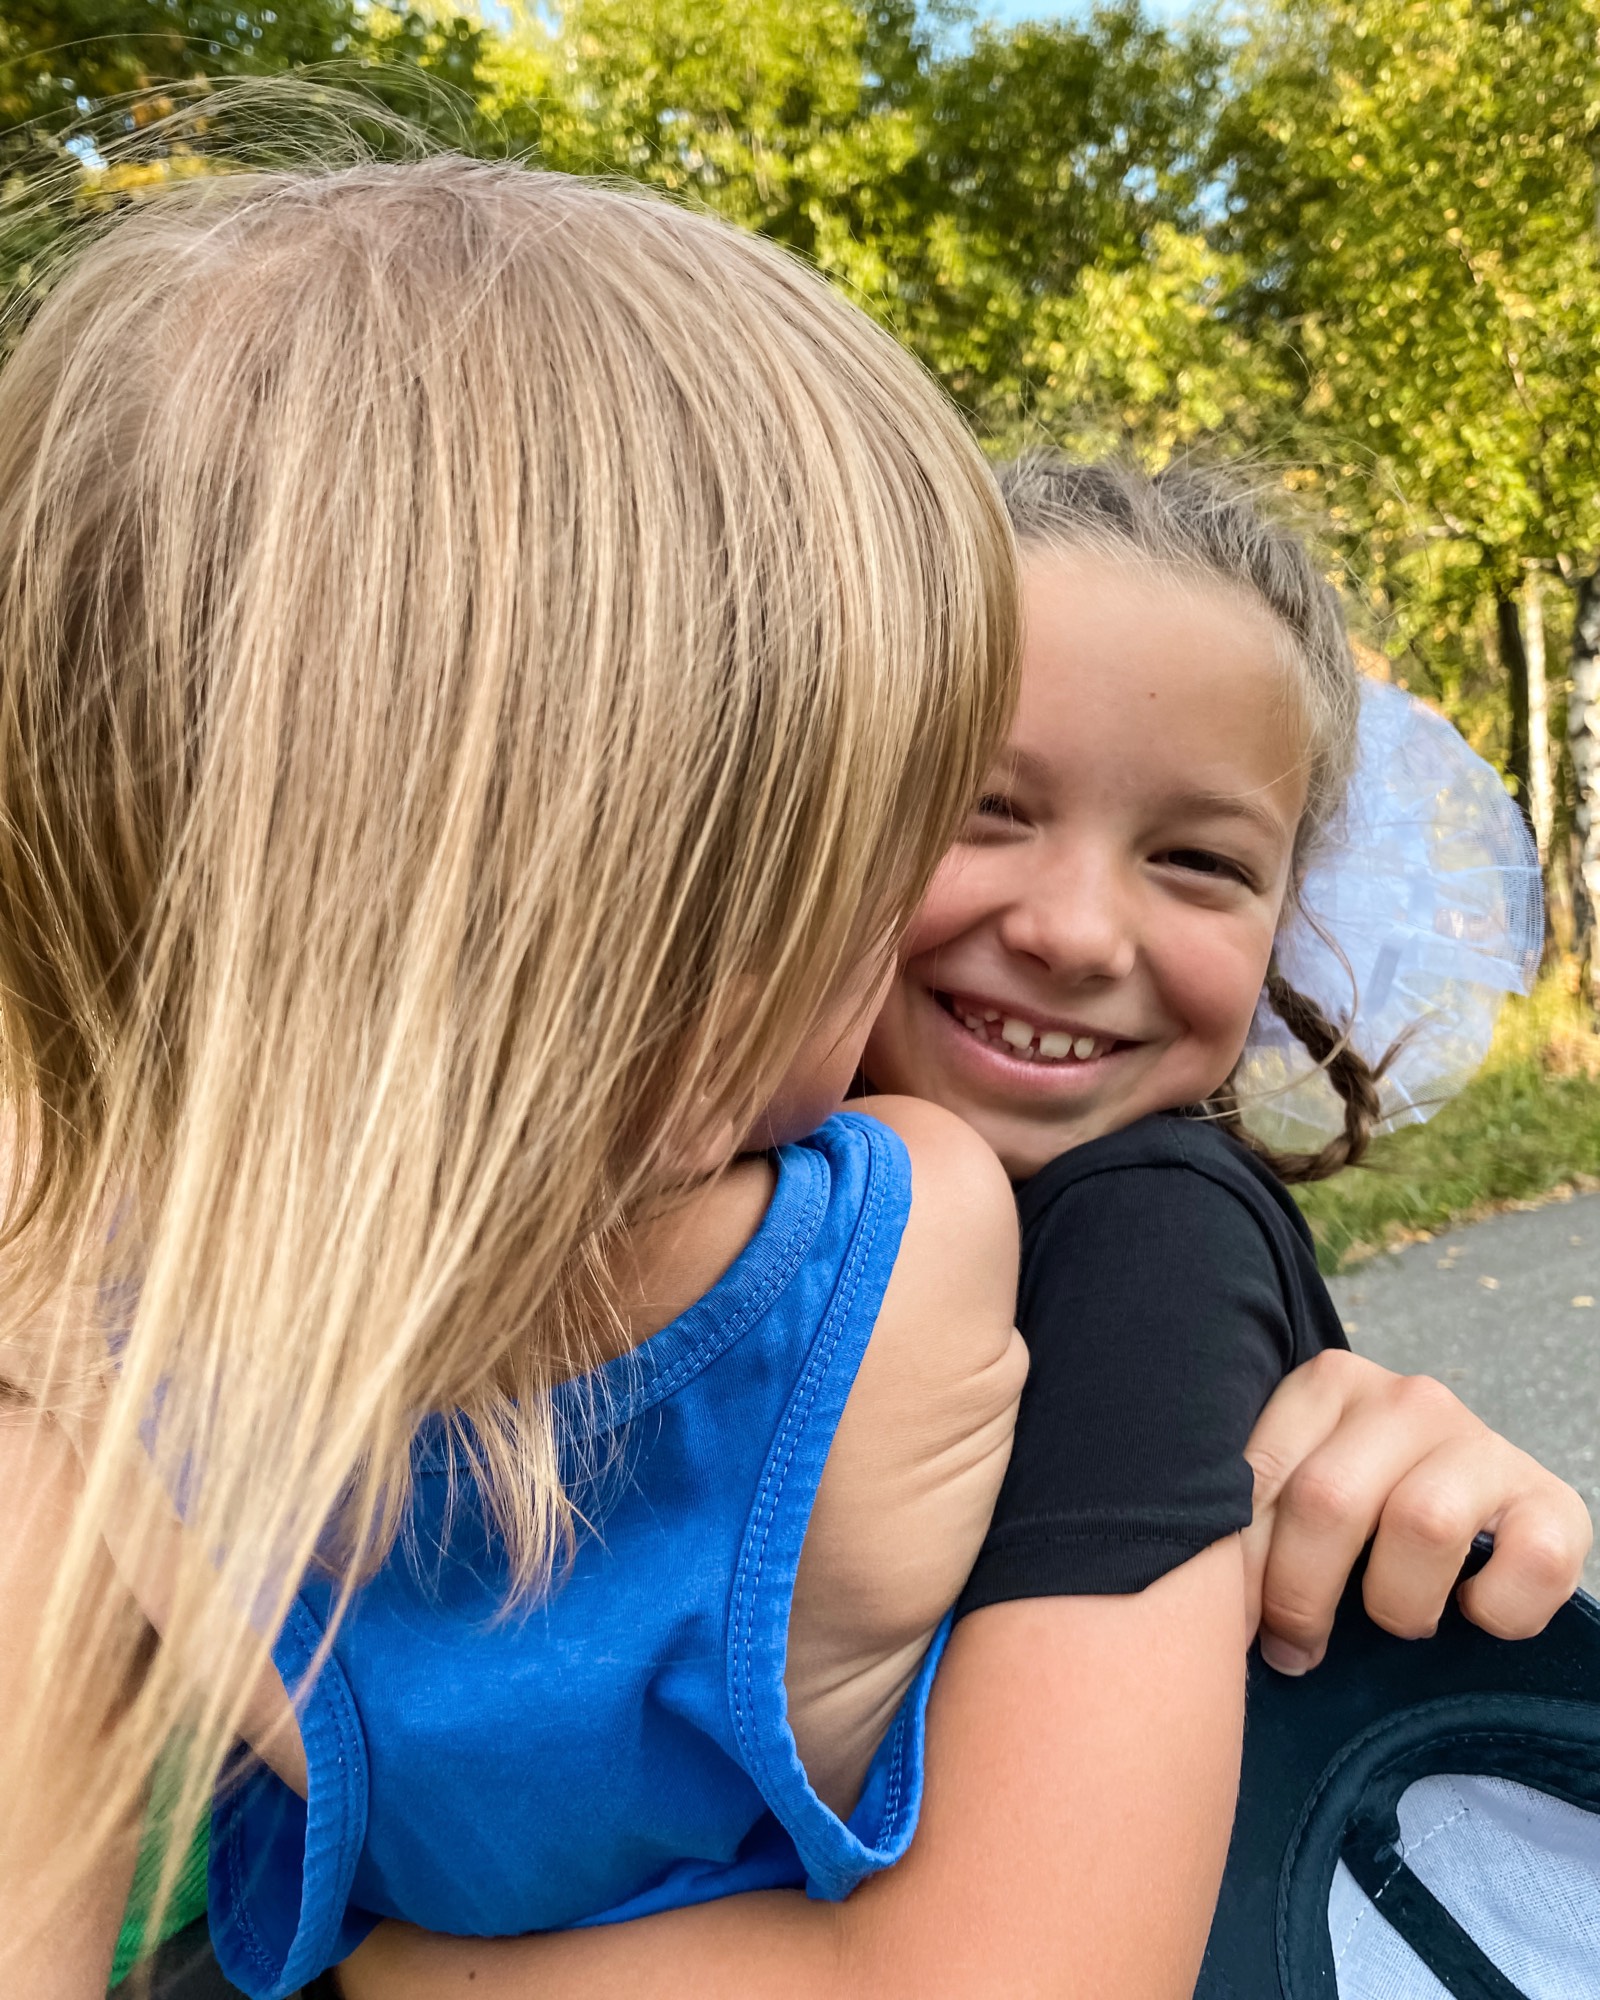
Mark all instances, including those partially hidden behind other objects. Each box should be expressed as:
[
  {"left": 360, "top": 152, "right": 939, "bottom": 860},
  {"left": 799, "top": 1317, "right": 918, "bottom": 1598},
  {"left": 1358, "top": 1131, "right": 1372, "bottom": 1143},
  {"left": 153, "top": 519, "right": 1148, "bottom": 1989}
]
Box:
[{"left": 726, "top": 1116, "right": 924, "bottom": 1876}]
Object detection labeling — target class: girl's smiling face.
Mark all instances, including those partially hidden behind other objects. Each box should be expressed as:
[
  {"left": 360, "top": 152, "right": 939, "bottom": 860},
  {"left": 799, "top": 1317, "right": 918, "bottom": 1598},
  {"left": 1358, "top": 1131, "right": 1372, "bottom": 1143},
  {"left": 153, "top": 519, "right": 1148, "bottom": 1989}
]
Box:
[{"left": 864, "top": 550, "right": 1310, "bottom": 1179}]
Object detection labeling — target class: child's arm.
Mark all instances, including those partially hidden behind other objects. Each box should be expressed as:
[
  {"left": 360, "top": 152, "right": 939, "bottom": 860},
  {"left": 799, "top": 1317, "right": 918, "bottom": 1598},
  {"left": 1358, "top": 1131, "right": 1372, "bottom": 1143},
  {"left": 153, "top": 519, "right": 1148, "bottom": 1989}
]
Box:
[
  {"left": 1243, "top": 1347, "right": 1592, "bottom": 1673},
  {"left": 340, "top": 1538, "right": 1247, "bottom": 2000},
  {"left": 0, "top": 1413, "right": 142, "bottom": 2000},
  {"left": 783, "top": 1094, "right": 1027, "bottom": 1812}
]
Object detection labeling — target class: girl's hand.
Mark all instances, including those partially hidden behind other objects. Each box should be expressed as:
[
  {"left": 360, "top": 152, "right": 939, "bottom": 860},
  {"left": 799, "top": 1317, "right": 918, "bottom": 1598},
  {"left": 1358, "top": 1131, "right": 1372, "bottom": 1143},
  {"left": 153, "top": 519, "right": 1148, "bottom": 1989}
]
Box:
[{"left": 1242, "top": 1349, "right": 1593, "bottom": 1673}]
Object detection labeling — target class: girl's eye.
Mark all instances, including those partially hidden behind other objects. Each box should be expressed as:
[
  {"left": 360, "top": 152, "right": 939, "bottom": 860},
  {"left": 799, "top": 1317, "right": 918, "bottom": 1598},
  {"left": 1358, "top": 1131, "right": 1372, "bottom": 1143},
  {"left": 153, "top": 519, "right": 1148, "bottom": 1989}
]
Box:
[
  {"left": 1163, "top": 848, "right": 1250, "bottom": 885},
  {"left": 971, "top": 793, "right": 1021, "bottom": 825},
  {"left": 959, "top": 793, "right": 1023, "bottom": 846}
]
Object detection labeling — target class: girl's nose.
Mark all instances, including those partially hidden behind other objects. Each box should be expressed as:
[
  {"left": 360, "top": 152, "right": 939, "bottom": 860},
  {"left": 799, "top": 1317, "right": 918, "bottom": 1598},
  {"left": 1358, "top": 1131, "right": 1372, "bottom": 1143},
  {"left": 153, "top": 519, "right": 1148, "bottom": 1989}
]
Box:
[{"left": 995, "top": 850, "right": 1138, "bottom": 985}]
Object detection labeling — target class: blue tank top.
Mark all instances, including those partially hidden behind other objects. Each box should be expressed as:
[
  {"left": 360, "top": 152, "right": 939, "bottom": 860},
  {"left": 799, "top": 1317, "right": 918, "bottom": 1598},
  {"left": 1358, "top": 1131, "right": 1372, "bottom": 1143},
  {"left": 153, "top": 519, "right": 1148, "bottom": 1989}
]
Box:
[{"left": 209, "top": 1113, "right": 946, "bottom": 2000}]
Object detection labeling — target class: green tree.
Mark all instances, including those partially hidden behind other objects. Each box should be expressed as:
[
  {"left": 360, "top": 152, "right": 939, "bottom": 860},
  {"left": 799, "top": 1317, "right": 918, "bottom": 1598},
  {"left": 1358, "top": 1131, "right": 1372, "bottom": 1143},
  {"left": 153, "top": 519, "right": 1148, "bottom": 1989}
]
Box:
[
  {"left": 0, "top": 0, "right": 487, "bottom": 138},
  {"left": 910, "top": 7, "right": 1232, "bottom": 432},
  {"left": 0, "top": 0, "right": 490, "bottom": 305},
  {"left": 1213, "top": 0, "right": 1600, "bottom": 974},
  {"left": 480, "top": 1, "right": 1237, "bottom": 445},
  {"left": 479, "top": 0, "right": 938, "bottom": 321}
]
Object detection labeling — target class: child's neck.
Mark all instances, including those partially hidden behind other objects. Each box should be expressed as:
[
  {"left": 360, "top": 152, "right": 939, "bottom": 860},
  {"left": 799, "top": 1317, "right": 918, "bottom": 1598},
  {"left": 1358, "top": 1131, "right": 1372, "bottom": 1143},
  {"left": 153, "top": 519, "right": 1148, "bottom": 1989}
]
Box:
[{"left": 598, "top": 1154, "right": 778, "bottom": 1364}]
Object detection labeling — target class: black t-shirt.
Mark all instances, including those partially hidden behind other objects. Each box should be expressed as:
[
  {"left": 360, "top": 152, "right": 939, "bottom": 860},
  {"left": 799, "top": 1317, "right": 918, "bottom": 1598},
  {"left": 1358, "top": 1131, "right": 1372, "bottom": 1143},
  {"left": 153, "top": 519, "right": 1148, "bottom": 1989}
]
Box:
[{"left": 957, "top": 1113, "right": 1348, "bottom": 1617}]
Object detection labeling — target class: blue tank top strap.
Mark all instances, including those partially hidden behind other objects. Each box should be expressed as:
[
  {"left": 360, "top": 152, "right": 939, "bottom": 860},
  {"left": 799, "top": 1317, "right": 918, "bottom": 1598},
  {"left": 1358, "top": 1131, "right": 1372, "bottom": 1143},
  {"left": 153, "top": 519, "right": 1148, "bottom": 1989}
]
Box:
[
  {"left": 210, "top": 1110, "right": 930, "bottom": 1998},
  {"left": 210, "top": 1600, "right": 372, "bottom": 1995},
  {"left": 723, "top": 1112, "right": 938, "bottom": 1895},
  {"left": 549, "top": 1124, "right": 837, "bottom": 1442}
]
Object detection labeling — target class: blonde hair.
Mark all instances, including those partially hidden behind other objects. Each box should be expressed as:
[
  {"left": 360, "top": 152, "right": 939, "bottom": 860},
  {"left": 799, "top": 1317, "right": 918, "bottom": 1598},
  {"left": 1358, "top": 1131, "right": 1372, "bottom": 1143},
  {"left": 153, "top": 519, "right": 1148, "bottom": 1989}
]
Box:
[
  {"left": 0, "top": 155, "right": 1016, "bottom": 1946},
  {"left": 999, "top": 454, "right": 1386, "bottom": 1181}
]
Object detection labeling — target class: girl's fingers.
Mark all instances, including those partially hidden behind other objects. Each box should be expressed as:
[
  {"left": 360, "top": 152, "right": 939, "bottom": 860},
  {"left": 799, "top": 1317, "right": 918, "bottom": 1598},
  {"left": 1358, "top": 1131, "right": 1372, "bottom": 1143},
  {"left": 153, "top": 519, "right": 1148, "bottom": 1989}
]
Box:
[
  {"left": 1253, "top": 1372, "right": 1476, "bottom": 1671},
  {"left": 1239, "top": 1353, "right": 1365, "bottom": 1640},
  {"left": 1247, "top": 1353, "right": 1592, "bottom": 1672},
  {"left": 1357, "top": 1437, "right": 1506, "bottom": 1641},
  {"left": 1243, "top": 1350, "right": 1384, "bottom": 1513},
  {"left": 1356, "top": 1437, "right": 1590, "bottom": 1648},
  {"left": 1245, "top": 1353, "right": 1461, "bottom": 1517},
  {"left": 1455, "top": 1481, "right": 1594, "bottom": 1641}
]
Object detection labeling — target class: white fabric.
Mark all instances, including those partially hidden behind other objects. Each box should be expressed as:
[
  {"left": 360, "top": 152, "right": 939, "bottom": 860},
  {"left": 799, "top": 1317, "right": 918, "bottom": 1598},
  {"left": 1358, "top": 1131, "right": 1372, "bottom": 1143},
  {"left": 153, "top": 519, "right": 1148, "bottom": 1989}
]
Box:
[
  {"left": 1330, "top": 1859, "right": 1455, "bottom": 2000},
  {"left": 1330, "top": 1775, "right": 1600, "bottom": 1998},
  {"left": 1238, "top": 679, "right": 1543, "bottom": 1151}
]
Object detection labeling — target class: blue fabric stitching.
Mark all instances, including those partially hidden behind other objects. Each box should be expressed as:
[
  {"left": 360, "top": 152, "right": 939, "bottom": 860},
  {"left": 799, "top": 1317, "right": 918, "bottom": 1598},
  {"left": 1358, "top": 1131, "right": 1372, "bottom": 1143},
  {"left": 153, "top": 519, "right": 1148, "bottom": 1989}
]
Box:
[
  {"left": 880, "top": 1720, "right": 907, "bottom": 1836},
  {"left": 413, "top": 1147, "right": 832, "bottom": 1470},
  {"left": 301, "top": 1612, "right": 366, "bottom": 1986},
  {"left": 728, "top": 1119, "right": 918, "bottom": 1885},
  {"left": 869, "top": 1615, "right": 951, "bottom": 1857},
  {"left": 731, "top": 1125, "right": 884, "bottom": 1767},
  {"left": 212, "top": 1597, "right": 369, "bottom": 1998},
  {"left": 216, "top": 1786, "right": 270, "bottom": 1983},
  {"left": 604, "top": 1158, "right": 829, "bottom": 1425}
]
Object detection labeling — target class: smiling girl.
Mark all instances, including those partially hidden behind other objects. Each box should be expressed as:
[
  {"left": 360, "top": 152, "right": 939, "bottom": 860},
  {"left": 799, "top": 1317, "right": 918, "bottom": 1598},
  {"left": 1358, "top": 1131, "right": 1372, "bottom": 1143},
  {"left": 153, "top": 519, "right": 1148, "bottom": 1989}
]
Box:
[
  {"left": 867, "top": 477, "right": 1313, "bottom": 1171},
  {"left": 867, "top": 454, "right": 1584, "bottom": 1655}
]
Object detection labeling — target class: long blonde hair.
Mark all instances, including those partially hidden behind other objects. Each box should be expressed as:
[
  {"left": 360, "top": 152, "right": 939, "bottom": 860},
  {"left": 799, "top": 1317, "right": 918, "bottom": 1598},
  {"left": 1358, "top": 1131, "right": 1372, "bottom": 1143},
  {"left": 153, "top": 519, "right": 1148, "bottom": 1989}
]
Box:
[{"left": 0, "top": 155, "right": 1016, "bottom": 1944}]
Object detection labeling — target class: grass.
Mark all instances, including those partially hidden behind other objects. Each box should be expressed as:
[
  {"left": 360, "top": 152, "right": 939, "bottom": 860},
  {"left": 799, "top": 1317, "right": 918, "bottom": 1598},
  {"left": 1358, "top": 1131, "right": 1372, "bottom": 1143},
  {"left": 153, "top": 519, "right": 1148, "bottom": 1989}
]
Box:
[{"left": 1294, "top": 972, "right": 1600, "bottom": 1273}]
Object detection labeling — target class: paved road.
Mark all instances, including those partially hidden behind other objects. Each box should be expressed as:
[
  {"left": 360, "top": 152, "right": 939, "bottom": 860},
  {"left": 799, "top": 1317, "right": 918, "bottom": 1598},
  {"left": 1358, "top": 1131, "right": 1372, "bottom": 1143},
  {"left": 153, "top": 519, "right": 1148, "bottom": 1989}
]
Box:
[{"left": 1329, "top": 1190, "right": 1600, "bottom": 1594}]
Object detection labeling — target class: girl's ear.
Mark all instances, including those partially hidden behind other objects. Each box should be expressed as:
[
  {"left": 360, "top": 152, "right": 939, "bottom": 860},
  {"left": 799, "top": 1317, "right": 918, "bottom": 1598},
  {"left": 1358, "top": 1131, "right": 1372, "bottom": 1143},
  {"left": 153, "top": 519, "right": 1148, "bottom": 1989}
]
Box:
[{"left": 672, "top": 1108, "right": 742, "bottom": 1181}]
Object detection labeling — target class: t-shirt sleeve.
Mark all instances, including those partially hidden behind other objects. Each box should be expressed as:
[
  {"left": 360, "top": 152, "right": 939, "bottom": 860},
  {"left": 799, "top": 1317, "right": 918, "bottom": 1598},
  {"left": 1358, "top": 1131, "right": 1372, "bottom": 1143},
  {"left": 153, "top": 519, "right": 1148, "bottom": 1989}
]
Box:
[{"left": 957, "top": 1162, "right": 1300, "bottom": 1616}]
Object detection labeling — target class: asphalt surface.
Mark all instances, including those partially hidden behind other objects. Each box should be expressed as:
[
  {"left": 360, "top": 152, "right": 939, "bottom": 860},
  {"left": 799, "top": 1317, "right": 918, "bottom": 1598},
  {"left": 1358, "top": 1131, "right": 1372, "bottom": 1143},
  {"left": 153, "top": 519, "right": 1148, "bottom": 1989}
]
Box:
[{"left": 1328, "top": 1189, "right": 1600, "bottom": 1594}]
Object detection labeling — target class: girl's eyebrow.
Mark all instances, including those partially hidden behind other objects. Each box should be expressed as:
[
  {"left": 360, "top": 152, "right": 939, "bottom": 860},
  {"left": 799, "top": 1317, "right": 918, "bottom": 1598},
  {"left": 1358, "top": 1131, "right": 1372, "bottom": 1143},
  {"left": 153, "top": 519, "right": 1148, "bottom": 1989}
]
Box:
[
  {"left": 993, "top": 746, "right": 1055, "bottom": 788},
  {"left": 1168, "top": 788, "right": 1288, "bottom": 837}
]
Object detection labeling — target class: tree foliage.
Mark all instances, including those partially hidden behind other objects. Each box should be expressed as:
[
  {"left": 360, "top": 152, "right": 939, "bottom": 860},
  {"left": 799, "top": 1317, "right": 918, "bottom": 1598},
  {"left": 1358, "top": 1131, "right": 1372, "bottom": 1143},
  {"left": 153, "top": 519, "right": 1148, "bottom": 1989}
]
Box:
[
  {"left": 3, "top": 0, "right": 1597, "bottom": 963},
  {"left": 0, "top": 0, "right": 486, "bottom": 140},
  {"left": 1216, "top": 0, "right": 1600, "bottom": 612},
  {"left": 1213, "top": 0, "right": 1600, "bottom": 964}
]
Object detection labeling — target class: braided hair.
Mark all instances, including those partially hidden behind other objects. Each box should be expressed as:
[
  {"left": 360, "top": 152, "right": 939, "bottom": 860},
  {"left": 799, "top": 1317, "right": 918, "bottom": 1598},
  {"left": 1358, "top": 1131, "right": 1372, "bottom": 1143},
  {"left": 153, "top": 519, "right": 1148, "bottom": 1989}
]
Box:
[{"left": 999, "top": 454, "right": 1388, "bottom": 1184}]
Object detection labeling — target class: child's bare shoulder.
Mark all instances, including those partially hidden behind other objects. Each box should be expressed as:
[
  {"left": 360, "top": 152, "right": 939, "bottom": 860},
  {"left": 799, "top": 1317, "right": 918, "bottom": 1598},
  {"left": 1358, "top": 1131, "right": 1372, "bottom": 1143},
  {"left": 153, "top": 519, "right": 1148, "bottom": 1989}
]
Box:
[
  {"left": 787, "top": 1097, "right": 1025, "bottom": 1814},
  {"left": 837, "top": 1087, "right": 1023, "bottom": 1473},
  {"left": 854, "top": 1091, "right": 1020, "bottom": 1361}
]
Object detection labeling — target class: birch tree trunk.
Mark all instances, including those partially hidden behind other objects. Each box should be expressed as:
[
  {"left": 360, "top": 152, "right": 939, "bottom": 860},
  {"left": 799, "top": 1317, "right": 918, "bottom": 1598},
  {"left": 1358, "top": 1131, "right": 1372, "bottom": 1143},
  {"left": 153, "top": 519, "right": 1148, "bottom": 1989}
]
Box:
[
  {"left": 1524, "top": 569, "right": 1553, "bottom": 864},
  {"left": 1571, "top": 570, "right": 1600, "bottom": 1007}
]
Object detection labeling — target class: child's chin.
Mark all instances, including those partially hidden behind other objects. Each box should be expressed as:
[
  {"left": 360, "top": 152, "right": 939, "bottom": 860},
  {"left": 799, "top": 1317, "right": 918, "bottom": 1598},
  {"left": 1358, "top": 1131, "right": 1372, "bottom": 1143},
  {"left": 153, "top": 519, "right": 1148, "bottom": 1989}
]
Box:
[{"left": 966, "top": 1103, "right": 1111, "bottom": 1181}]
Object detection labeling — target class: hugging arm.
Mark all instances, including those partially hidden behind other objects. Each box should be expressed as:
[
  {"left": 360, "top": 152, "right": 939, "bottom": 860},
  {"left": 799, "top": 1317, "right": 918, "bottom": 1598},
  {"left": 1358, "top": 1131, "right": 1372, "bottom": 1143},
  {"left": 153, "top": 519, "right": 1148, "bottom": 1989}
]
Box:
[
  {"left": 340, "top": 1538, "right": 1247, "bottom": 2000},
  {"left": 984, "top": 1136, "right": 1590, "bottom": 1666}
]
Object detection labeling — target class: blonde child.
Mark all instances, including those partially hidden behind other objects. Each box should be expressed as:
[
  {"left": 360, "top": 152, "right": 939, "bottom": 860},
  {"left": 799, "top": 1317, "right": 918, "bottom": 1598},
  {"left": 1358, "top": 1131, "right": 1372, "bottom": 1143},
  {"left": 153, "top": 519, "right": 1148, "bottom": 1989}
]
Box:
[{"left": 0, "top": 155, "right": 1028, "bottom": 1996}]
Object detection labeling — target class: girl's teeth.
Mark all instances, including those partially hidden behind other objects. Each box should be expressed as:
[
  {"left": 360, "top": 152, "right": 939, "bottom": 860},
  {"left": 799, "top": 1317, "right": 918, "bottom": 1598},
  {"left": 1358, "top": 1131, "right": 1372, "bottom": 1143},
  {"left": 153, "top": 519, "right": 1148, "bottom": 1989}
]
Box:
[{"left": 948, "top": 1000, "right": 1110, "bottom": 1063}]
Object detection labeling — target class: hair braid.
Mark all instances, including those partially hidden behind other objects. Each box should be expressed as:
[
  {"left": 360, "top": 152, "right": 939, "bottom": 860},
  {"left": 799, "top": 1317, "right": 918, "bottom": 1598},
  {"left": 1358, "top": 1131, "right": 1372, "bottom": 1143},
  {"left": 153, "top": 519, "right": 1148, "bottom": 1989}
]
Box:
[{"left": 1211, "top": 969, "right": 1389, "bottom": 1184}]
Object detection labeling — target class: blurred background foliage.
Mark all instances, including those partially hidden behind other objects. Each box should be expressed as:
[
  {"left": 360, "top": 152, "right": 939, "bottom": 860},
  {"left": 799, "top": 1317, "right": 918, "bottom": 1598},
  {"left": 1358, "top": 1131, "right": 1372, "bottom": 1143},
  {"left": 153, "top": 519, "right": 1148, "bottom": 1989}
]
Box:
[{"left": 3, "top": 0, "right": 1598, "bottom": 1246}]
